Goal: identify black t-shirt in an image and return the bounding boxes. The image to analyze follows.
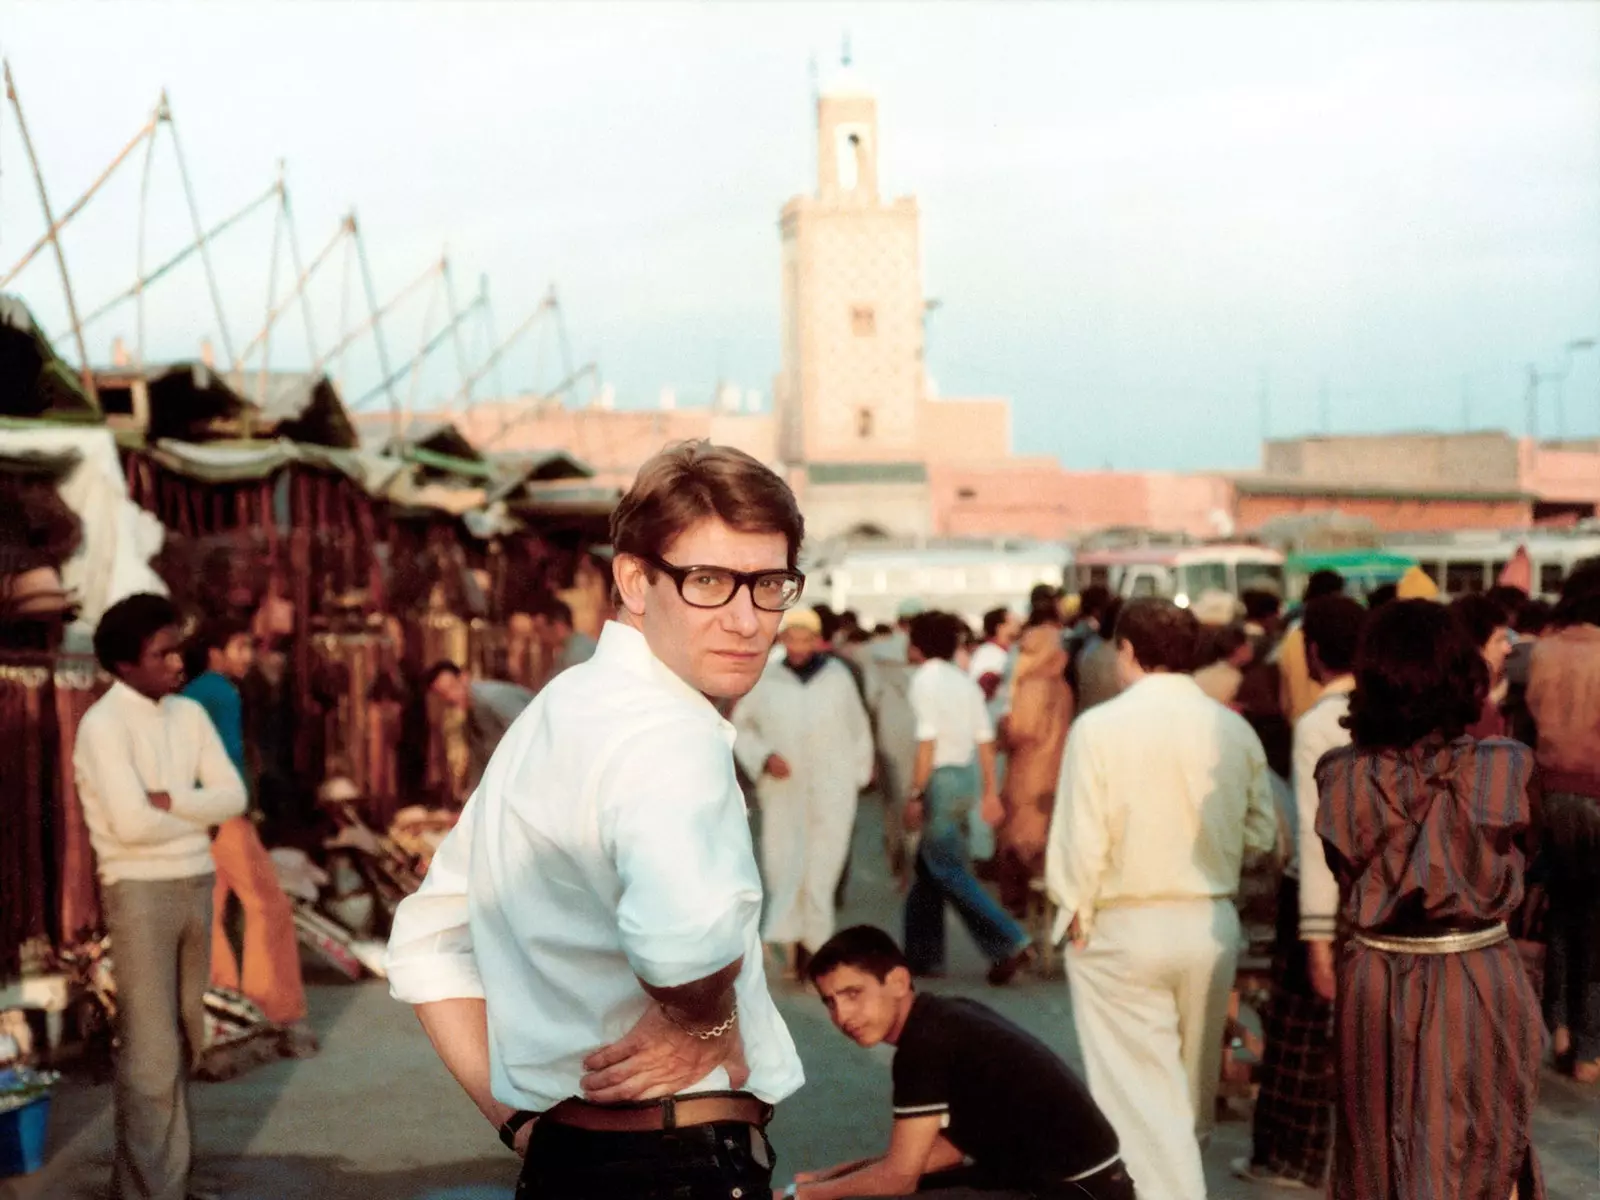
[891,993,1119,1184]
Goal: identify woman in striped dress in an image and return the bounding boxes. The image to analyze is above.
[1315,599,1544,1200]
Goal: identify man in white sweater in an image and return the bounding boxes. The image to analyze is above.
[74,594,247,1200]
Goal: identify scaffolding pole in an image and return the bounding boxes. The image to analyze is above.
[160,92,236,367]
[66,179,279,344]
[448,291,556,407]
[351,292,485,415]
[351,212,400,435]
[2,59,97,400]
[483,361,599,447]
[1,76,159,291]
[232,214,349,372]
[478,274,507,400]
[311,255,442,378]
[280,176,319,363]
[442,257,472,408]
[255,164,287,409]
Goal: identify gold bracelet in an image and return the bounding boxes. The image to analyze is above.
[661,999,738,1041]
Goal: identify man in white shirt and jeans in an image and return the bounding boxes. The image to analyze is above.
[74,593,248,1200]
[386,441,807,1199]
[1047,598,1277,1200]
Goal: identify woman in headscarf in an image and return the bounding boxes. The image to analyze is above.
[1315,600,1543,1200]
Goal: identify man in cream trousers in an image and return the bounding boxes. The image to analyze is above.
[1046,598,1277,1200]
[75,594,248,1200]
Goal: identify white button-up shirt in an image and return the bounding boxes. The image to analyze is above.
[1046,673,1277,940]
[1294,677,1354,941]
[74,681,247,884]
[385,621,804,1112]
[910,658,995,767]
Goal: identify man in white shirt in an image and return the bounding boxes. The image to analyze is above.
[733,606,873,979]
[74,593,248,1200]
[386,441,806,1199]
[1046,598,1277,1200]
[903,612,1034,986]
[1232,594,1364,1191]
[968,607,1019,712]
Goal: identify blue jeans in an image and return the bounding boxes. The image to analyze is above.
[904,762,1030,974]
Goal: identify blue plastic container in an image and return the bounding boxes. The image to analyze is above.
[0,1094,51,1176]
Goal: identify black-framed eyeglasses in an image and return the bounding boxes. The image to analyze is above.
[636,554,806,612]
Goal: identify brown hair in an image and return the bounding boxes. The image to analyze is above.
[610,440,804,574]
[1113,597,1200,673]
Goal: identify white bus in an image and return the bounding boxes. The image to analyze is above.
[1380,528,1600,599]
[1072,543,1285,608]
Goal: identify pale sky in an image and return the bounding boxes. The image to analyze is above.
[2,1,1597,470]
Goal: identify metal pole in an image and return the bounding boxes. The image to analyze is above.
[349,296,483,412]
[1,73,158,289]
[311,256,442,377]
[280,176,319,362]
[404,268,444,423]
[334,230,355,398]
[478,274,506,399]
[232,215,348,371]
[257,167,286,406]
[442,256,471,408]
[448,293,555,407]
[3,60,97,401]
[68,181,279,341]
[134,105,161,369]
[484,361,598,446]
[161,91,236,367]
[351,212,400,435]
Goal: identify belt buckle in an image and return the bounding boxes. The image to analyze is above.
[660,1095,676,1131]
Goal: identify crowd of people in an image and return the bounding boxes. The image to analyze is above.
[61,431,1598,1200]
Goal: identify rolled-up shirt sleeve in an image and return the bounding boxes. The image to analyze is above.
[600,718,760,989]
[385,790,485,1004]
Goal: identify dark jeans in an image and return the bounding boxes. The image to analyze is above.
[515,1120,774,1200]
[908,1158,1137,1199]
[904,762,1030,974]
[1542,791,1600,1061]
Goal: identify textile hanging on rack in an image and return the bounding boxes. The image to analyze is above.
[53,658,109,942]
[309,631,405,827]
[0,663,51,983]
[0,653,107,983]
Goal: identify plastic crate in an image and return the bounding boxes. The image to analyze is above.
[0,1093,50,1176]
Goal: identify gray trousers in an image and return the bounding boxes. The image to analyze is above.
[104,874,214,1200]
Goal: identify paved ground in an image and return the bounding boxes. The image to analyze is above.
[6,800,1598,1199]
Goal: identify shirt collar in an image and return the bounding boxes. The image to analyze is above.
[594,620,735,736]
[1128,671,1201,694]
[108,678,165,714]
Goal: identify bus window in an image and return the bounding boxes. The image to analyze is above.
[1180,563,1228,598]
[1445,561,1485,595]
[1130,572,1160,598]
[1419,561,1442,583]
[1491,561,1509,585]
[1236,562,1286,595]
[1539,563,1564,596]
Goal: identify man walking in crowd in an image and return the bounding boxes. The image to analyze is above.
[1069,595,1124,715]
[421,661,535,794]
[732,605,874,980]
[786,926,1133,1199]
[1275,569,1345,725]
[904,611,1034,985]
[968,607,1019,706]
[75,594,248,1200]
[1232,594,1364,1190]
[387,442,805,1198]
[1047,597,1277,1200]
[183,618,316,1057]
[867,598,925,883]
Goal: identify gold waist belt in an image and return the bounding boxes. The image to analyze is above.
[1352,922,1508,956]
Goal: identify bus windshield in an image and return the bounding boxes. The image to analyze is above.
[1236,562,1285,595]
